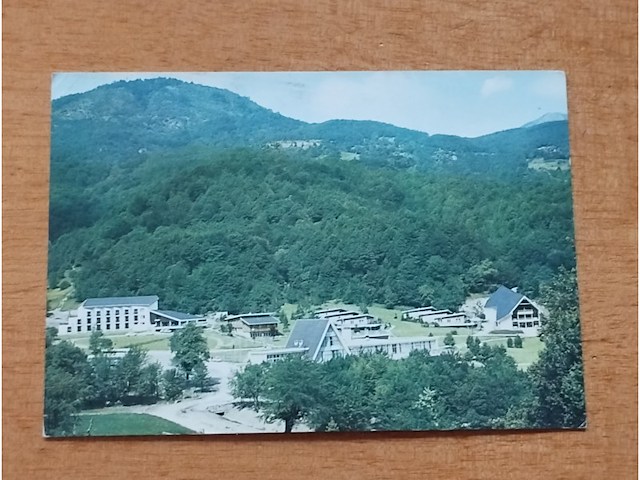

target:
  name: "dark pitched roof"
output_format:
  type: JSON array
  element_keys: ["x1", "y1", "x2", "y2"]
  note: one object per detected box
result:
[
  {"x1": 152, "y1": 310, "x2": 203, "y2": 321},
  {"x1": 83, "y1": 296, "x2": 159, "y2": 307},
  {"x1": 240, "y1": 315, "x2": 278, "y2": 326},
  {"x1": 485, "y1": 286, "x2": 525, "y2": 320},
  {"x1": 286, "y1": 318, "x2": 329, "y2": 360}
]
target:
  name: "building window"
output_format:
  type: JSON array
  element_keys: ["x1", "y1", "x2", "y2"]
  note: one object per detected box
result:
[
  {"x1": 125, "y1": 322, "x2": 129, "y2": 329},
  {"x1": 392, "y1": 344, "x2": 398, "y2": 354},
  {"x1": 96, "y1": 325, "x2": 101, "y2": 331},
  {"x1": 115, "y1": 323, "x2": 120, "y2": 330},
  {"x1": 87, "y1": 311, "x2": 91, "y2": 318},
  {"x1": 106, "y1": 324, "x2": 111, "y2": 330},
  {"x1": 134, "y1": 309, "x2": 139, "y2": 315},
  {"x1": 115, "y1": 309, "x2": 120, "y2": 315},
  {"x1": 96, "y1": 311, "x2": 101, "y2": 317},
  {"x1": 134, "y1": 315, "x2": 139, "y2": 323},
  {"x1": 533, "y1": 321, "x2": 539, "y2": 326},
  {"x1": 526, "y1": 322, "x2": 533, "y2": 328},
  {"x1": 87, "y1": 324, "x2": 92, "y2": 331},
  {"x1": 67, "y1": 326, "x2": 72, "y2": 333},
  {"x1": 512, "y1": 321, "x2": 518, "y2": 327},
  {"x1": 77, "y1": 326, "x2": 81, "y2": 332}
]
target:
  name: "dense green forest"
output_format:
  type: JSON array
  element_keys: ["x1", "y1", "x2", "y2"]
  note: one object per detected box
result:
[
  {"x1": 48, "y1": 148, "x2": 575, "y2": 313},
  {"x1": 48, "y1": 78, "x2": 575, "y2": 313}
]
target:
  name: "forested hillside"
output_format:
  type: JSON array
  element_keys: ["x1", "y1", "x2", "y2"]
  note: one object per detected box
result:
[
  {"x1": 48, "y1": 148, "x2": 575, "y2": 314},
  {"x1": 51, "y1": 78, "x2": 570, "y2": 176}
]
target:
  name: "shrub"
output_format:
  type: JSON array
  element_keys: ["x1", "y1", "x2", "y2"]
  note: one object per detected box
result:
[
  {"x1": 513, "y1": 335, "x2": 523, "y2": 348},
  {"x1": 506, "y1": 337, "x2": 514, "y2": 348},
  {"x1": 443, "y1": 332, "x2": 455, "y2": 347}
]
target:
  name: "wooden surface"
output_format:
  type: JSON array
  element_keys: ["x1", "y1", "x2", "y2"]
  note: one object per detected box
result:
[{"x1": 3, "y1": 1, "x2": 638, "y2": 478}]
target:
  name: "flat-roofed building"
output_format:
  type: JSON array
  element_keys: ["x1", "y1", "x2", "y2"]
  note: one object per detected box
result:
[
  {"x1": 316, "y1": 310, "x2": 361, "y2": 322},
  {"x1": 431, "y1": 312, "x2": 477, "y2": 328},
  {"x1": 59, "y1": 296, "x2": 159, "y2": 335},
  {"x1": 417, "y1": 309, "x2": 453, "y2": 325},
  {"x1": 401, "y1": 306, "x2": 436, "y2": 320},
  {"x1": 150, "y1": 310, "x2": 206, "y2": 332}
]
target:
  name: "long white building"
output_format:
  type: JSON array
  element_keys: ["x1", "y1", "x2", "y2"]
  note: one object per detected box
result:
[
  {"x1": 248, "y1": 318, "x2": 439, "y2": 364},
  {"x1": 57, "y1": 296, "x2": 205, "y2": 335}
]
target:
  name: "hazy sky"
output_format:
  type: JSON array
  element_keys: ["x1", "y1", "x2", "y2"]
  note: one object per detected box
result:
[{"x1": 51, "y1": 71, "x2": 567, "y2": 137}]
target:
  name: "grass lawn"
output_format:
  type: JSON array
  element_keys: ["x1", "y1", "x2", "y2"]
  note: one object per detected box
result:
[
  {"x1": 476, "y1": 335, "x2": 543, "y2": 367},
  {"x1": 73, "y1": 413, "x2": 193, "y2": 436},
  {"x1": 46, "y1": 287, "x2": 80, "y2": 311},
  {"x1": 69, "y1": 328, "x2": 264, "y2": 352},
  {"x1": 70, "y1": 333, "x2": 172, "y2": 350}
]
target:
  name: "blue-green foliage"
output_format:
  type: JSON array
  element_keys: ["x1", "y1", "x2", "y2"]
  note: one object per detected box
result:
[{"x1": 48, "y1": 149, "x2": 575, "y2": 313}]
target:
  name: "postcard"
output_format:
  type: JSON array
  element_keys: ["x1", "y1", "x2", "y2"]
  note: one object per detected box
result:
[{"x1": 45, "y1": 71, "x2": 585, "y2": 436}]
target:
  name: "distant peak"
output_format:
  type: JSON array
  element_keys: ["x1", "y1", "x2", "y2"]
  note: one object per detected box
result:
[{"x1": 521, "y1": 112, "x2": 568, "y2": 128}]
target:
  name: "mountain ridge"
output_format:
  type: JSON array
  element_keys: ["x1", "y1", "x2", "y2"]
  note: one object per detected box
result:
[{"x1": 51, "y1": 77, "x2": 570, "y2": 175}]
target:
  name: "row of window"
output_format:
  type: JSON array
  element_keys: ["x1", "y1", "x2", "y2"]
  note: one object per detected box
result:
[
  {"x1": 87, "y1": 308, "x2": 140, "y2": 317},
  {"x1": 72, "y1": 322, "x2": 132, "y2": 333},
  {"x1": 512, "y1": 321, "x2": 540, "y2": 328}
]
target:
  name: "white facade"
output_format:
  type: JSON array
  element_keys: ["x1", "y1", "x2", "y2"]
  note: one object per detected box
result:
[
  {"x1": 58, "y1": 296, "x2": 159, "y2": 335},
  {"x1": 417, "y1": 309, "x2": 452, "y2": 324},
  {"x1": 248, "y1": 347, "x2": 308, "y2": 364},
  {"x1": 347, "y1": 336, "x2": 437, "y2": 360},
  {"x1": 250, "y1": 318, "x2": 440, "y2": 364},
  {"x1": 317, "y1": 311, "x2": 361, "y2": 322},
  {"x1": 426, "y1": 313, "x2": 476, "y2": 328},
  {"x1": 401, "y1": 306, "x2": 436, "y2": 320},
  {"x1": 483, "y1": 286, "x2": 542, "y2": 337}
]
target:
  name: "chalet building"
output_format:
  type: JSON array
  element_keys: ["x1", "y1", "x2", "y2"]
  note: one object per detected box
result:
[
  {"x1": 484, "y1": 286, "x2": 542, "y2": 336},
  {"x1": 401, "y1": 306, "x2": 436, "y2": 320},
  {"x1": 150, "y1": 310, "x2": 206, "y2": 333},
  {"x1": 248, "y1": 318, "x2": 438, "y2": 364},
  {"x1": 225, "y1": 313, "x2": 279, "y2": 338},
  {"x1": 57, "y1": 296, "x2": 205, "y2": 335}
]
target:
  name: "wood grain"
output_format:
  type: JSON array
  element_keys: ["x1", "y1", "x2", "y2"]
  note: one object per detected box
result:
[{"x1": 3, "y1": 1, "x2": 637, "y2": 478}]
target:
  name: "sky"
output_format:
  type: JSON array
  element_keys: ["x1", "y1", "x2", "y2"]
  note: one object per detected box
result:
[{"x1": 51, "y1": 71, "x2": 568, "y2": 137}]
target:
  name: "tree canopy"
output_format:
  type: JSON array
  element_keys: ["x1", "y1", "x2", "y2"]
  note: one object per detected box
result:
[
  {"x1": 49, "y1": 150, "x2": 575, "y2": 314},
  {"x1": 170, "y1": 323, "x2": 210, "y2": 380}
]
